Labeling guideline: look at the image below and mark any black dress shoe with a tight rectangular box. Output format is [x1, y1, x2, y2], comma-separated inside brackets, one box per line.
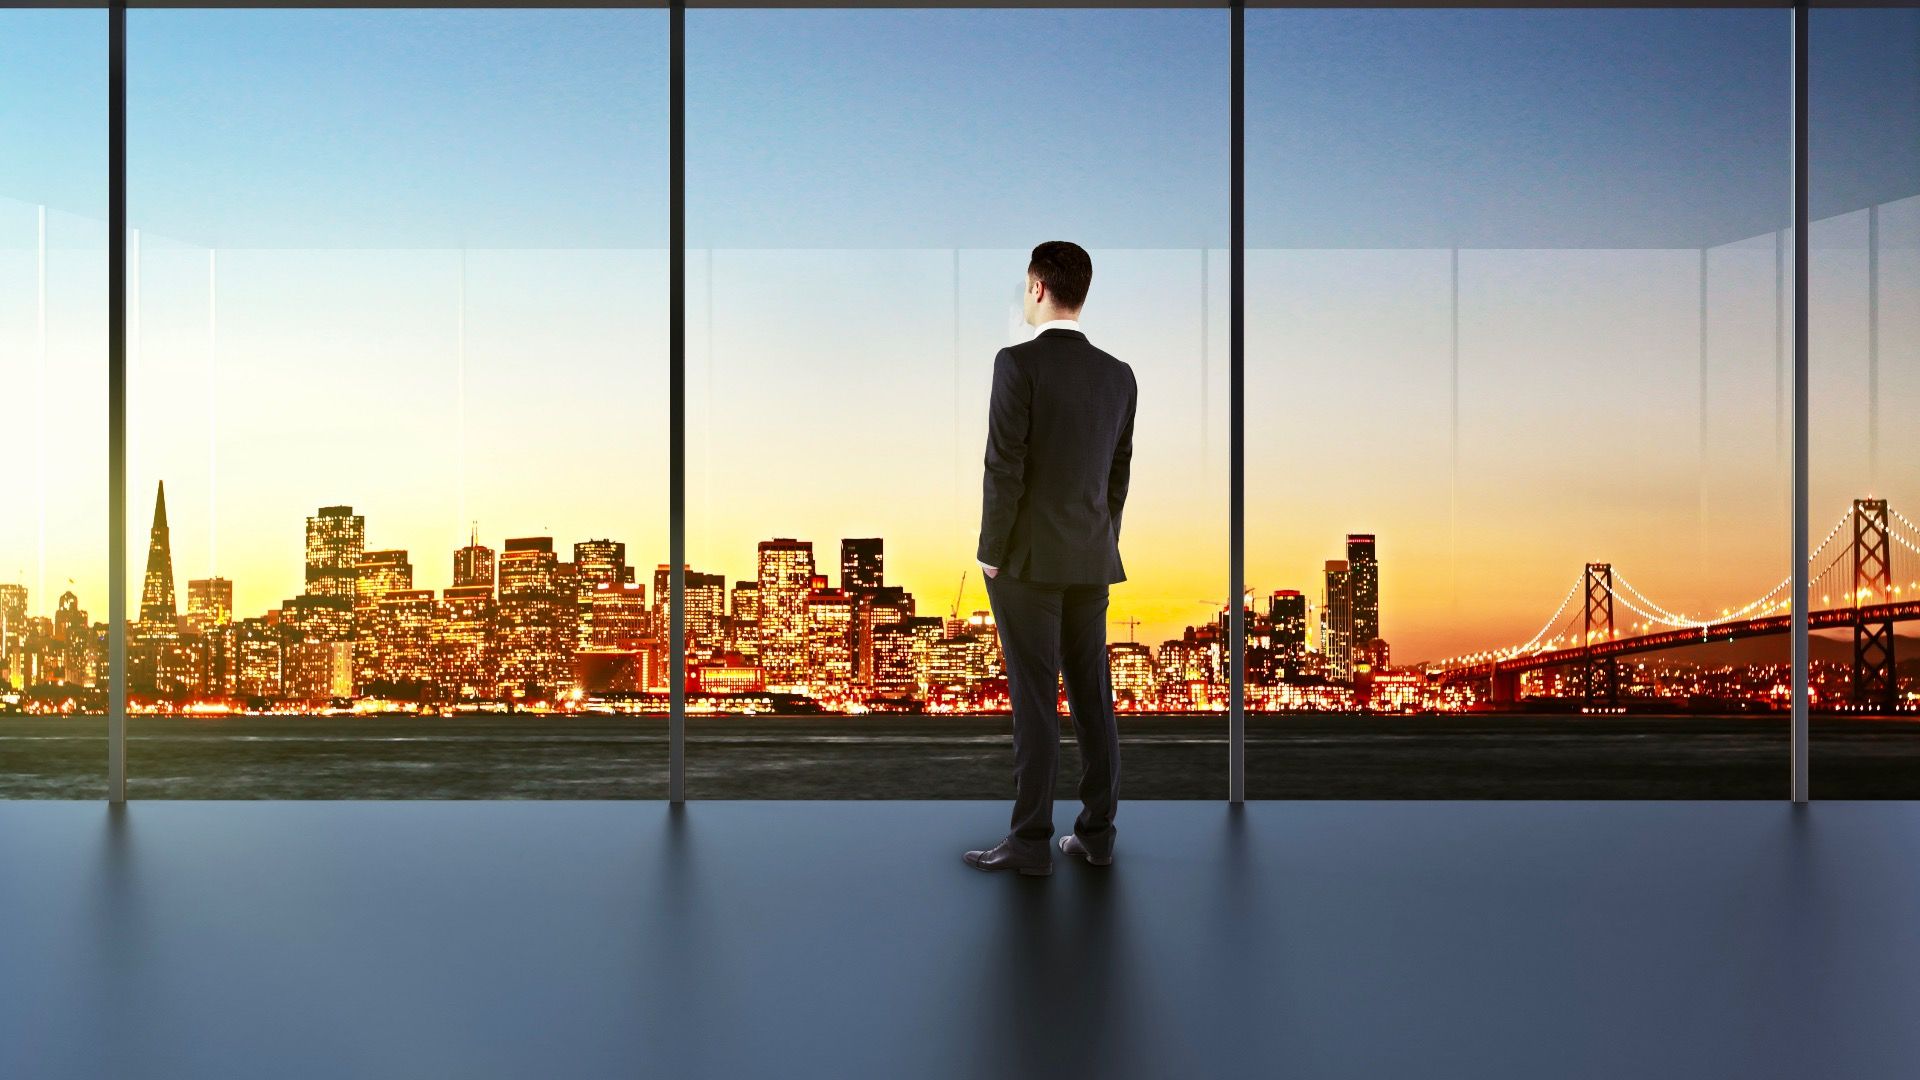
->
[1059, 832, 1114, 866]
[964, 837, 1052, 876]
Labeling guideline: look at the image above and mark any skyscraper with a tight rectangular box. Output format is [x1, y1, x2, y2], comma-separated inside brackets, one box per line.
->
[435, 582, 497, 701]
[840, 538, 883, 592]
[686, 571, 726, 649]
[186, 578, 233, 635]
[1108, 642, 1156, 706]
[497, 537, 569, 698]
[354, 549, 412, 689]
[805, 576, 854, 696]
[584, 582, 650, 649]
[454, 527, 496, 590]
[728, 580, 761, 661]
[1347, 534, 1379, 646]
[233, 617, 283, 699]
[1322, 560, 1354, 683]
[572, 539, 628, 649]
[305, 505, 365, 605]
[374, 589, 436, 686]
[756, 539, 814, 690]
[855, 585, 913, 687]
[140, 481, 177, 625]
[0, 584, 25, 690]
[1269, 589, 1308, 681]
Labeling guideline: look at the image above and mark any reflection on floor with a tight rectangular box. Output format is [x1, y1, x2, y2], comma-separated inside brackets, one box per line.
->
[2, 800, 1916, 1079]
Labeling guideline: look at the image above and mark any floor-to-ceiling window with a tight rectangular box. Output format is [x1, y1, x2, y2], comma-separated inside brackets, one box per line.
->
[123, 9, 670, 797]
[9, 3, 1915, 804]
[685, 9, 1229, 796]
[1244, 10, 1794, 796]
[0, 10, 108, 798]
[1810, 8, 1920, 795]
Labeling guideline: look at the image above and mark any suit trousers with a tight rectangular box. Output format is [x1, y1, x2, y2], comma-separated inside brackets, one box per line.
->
[983, 573, 1121, 857]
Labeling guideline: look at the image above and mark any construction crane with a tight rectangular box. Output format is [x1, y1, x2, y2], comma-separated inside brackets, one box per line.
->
[950, 570, 969, 620]
[1111, 616, 1142, 643]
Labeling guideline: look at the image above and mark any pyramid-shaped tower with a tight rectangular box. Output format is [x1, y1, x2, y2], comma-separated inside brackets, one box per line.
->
[140, 480, 177, 625]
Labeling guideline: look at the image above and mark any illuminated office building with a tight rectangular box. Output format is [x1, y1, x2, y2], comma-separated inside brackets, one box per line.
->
[866, 616, 942, 699]
[649, 564, 668, 634]
[186, 578, 233, 636]
[374, 589, 436, 686]
[1347, 534, 1380, 647]
[8, 614, 55, 689]
[0, 584, 25, 690]
[283, 639, 351, 702]
[280, 593, 353, 643]
[964, 611, 1000, 680]
[186, 582, 235, 697]
[572, 539, 628, 649]
[305, 505, 365, 606]
[497, 537, 570, 698]
[233, 617, 283, 699]
[906, 617, 944, 696]
[871, 622, 921, 697]
[756, 539, 814, 691]
[929, 633, 988, 691]
[554, 560, 580, 665]
[151, 635, 207, 697]
[805, 576, 854, 695]
[1156, 638, 1205, 711]
[435, 584, 498, 700]
[454, 530, 496, 590]
[855, 586, 913, 688]
[840, 538, 883, 592]
[687, 571, 726, 649]
[1270, 589, 1308, 681]
[649, 564, 724, 651]
[1323, 559, 1355, 683]
[728, 580, 760, 661]
[53, 591, 96, 688]
[354, 550, 413, 689]
[1108, 642, 1156, 706]
[140, 481, 177, 626]
[585, 582, 650, 649]
[0, 584, 25, 628]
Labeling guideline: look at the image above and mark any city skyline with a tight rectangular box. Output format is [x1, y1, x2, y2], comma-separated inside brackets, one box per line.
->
[5, 480, 1913, 717]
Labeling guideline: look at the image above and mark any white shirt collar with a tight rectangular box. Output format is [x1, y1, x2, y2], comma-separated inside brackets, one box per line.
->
[1033, 318, 1082, 338]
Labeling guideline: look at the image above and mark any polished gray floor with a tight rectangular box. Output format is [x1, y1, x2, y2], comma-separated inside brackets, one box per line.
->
[2, 800, 1917, 1079]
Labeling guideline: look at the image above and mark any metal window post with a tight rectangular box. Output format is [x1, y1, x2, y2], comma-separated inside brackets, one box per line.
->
[1228, 0, 1246, 804]
[1790, 0, 1810, 804]
[108, 2, 128, 804]
[669, 0, 687, 804]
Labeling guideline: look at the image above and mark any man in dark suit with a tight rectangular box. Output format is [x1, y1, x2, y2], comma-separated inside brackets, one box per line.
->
[965, 241, 1135, 877]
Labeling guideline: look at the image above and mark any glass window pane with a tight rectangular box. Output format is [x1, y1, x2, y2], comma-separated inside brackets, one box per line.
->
[0, 11, 107, 798]
[1810, 9, 1920, 794]
[687, 10, 1228, 796]
[1247, 11, 1792, 796]
[127, 10, 669, 797]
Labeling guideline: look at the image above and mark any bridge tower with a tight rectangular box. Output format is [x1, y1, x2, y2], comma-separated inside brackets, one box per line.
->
[1852, 498, 1896, 711]
[1582, 563, 1618, 711]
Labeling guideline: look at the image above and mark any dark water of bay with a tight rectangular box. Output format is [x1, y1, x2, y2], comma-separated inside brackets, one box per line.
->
[2, 712, 1917, 800]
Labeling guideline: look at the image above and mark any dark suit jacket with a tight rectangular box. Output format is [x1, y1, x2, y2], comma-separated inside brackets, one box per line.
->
[976, 327, 1137, 585]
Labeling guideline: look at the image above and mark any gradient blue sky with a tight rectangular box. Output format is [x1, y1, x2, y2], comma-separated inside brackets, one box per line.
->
[3, 7, 1916, 657]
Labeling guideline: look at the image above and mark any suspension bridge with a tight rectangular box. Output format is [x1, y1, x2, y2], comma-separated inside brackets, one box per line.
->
[1433, 499, 1920, 711]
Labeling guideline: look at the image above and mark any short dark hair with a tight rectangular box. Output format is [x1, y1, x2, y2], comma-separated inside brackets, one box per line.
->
[1028, 241, 1092, 311]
